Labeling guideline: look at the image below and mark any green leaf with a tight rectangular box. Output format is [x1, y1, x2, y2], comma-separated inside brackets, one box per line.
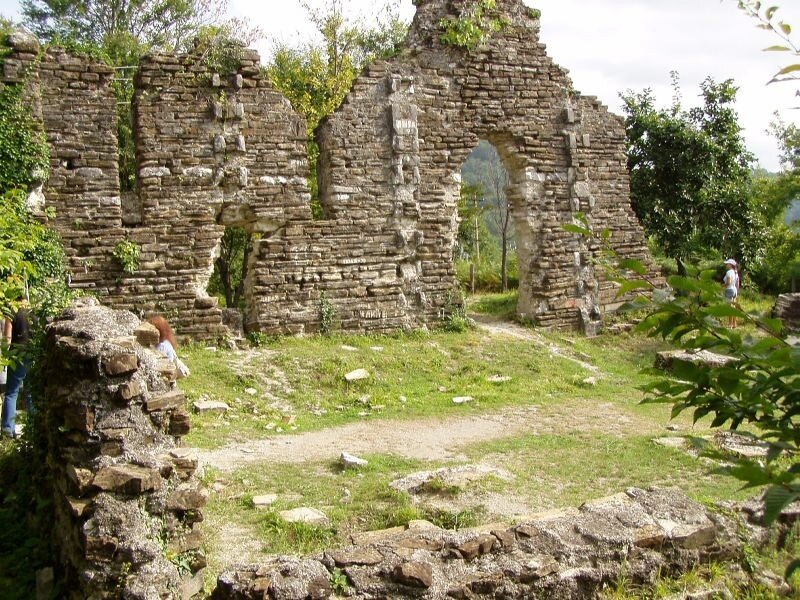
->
[763, 485, 799, 524]
[763, 44, 792, 51]
[704, 304, 743, 317]
[775, 63, 800, 76]
[785, 559, 800, 583]
[617, 279, 654, 296]
[766, 443, 785, 462]
[757, 317, 784, 336]
[729, 461, 773, 488]
[618, 258, 648, 275]
[562, 223, 592, 236]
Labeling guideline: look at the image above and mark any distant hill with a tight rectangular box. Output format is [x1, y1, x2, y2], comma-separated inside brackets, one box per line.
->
[787, 199, 800, 228]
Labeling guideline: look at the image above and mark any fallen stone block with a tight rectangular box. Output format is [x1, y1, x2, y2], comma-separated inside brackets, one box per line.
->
[192, 400, 230, 413]
[280, 507, 330, 527]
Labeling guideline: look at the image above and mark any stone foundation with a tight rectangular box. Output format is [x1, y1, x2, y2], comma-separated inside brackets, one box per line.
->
[210, 487, 743, 600]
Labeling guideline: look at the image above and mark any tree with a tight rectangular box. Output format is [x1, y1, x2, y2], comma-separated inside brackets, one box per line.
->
[207, 226, 254, 309]
[20, 0, 233, 55]
[749, 118, 800, 293]
[461, 142, 513, 291]
[621, 75, 762, 272]
[483, 151, 512, 291]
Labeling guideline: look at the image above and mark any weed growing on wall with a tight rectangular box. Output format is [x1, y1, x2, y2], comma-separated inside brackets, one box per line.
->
[319, 291, 335, 335]
[0, 67, 49, 191]
[112, 240, 141, 274]
[439, 0, 510, 50]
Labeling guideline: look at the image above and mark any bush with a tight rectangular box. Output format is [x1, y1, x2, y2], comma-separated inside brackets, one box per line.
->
[749, 224, 800, 294]
[455, 255, 518, 292]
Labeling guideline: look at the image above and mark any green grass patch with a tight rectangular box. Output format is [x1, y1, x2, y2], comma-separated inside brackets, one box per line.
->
[201, 454, 486, 562]
[464, 432, 750, 511]
[180, 327, 639, 449]
[467, 291, 519, 320]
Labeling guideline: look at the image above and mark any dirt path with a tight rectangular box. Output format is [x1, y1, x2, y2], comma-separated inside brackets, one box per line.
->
[196, 318, 651, 472]
[196, 400, 653, 471]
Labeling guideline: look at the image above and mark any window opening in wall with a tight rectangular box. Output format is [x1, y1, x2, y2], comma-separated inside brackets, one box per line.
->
[114, 64, 143, 224]
[207, 226, 258, 310]
[458, 140, 516, 294]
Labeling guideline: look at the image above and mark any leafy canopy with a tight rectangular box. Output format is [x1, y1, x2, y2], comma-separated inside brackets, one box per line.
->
[264, 0, 408, 216]
[621, 75, 761, 268]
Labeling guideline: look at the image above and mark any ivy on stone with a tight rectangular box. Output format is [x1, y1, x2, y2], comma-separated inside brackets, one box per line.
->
[0, 77, 50, 191]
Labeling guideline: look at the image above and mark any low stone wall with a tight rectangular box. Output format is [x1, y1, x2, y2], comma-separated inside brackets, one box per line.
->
[211, 487, 742, 600]
[39, 298, 206, 598]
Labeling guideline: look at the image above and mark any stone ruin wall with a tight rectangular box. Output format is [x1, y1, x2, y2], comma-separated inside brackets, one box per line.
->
[37, 300, 761, 599]
[39, 298, 207, 599]
[3, 0, 657, 339]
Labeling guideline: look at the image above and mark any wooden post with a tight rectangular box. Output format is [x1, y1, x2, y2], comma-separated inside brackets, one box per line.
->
[470, 263, 476, 294]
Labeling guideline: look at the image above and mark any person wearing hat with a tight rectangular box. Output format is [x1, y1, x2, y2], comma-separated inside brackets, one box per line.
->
[722, 258, 739, 328]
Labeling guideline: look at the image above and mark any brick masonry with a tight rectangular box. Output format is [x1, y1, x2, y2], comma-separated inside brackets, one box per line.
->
[3, 0, 657, 339]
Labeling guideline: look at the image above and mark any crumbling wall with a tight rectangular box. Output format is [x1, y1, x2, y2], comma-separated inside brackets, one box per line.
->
[211, 487, 743, 599]
[39, 298, 206, 598]
[3, 0, 658, 337]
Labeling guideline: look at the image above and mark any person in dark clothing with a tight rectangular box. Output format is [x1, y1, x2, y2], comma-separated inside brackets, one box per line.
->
[2, 301, 32, 437]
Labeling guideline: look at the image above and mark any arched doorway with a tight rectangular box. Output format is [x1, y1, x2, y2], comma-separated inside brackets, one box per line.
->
[458, 140, 517, 295]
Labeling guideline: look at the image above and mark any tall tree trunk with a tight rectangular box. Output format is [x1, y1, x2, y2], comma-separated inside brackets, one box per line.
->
[676, 256, 687, 277]
[501, 232, 508, 292]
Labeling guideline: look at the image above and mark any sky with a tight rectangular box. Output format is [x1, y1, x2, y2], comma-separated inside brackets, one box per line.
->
[2, 0, 798, 171]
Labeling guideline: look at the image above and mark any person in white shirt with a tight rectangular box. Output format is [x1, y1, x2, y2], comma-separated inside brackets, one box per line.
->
[722, 258, 739, 328]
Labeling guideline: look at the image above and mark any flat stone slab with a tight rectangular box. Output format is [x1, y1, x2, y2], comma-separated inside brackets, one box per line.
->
[192, 400, 230, 413]
[714, 431, 769, 458]
[653, 437, 690, 450]
[452, 396, 473, 404]
[344, 369, 370, 382]
[655, 349, 735, 370]
[341, 452, 368, 468]
[391, 464, 514, 495]
[253, 494, 278, 508]
[280, 507, 330, 526]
